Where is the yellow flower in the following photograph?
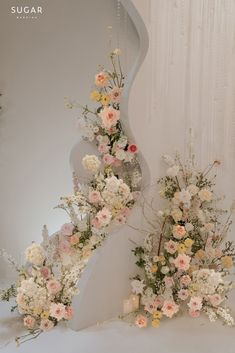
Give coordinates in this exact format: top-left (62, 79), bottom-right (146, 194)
top-left (221, 256), bottom-right (233, 269)
top-left (41, 311), bottom-right (49, 319)
top-left (33, 308), bottom-right (42, 316)
top-left (195, 249), bottom-right (206, 260)
top-left (153, 311), bottom-right (162, 319)
top-left (152, 319), bottom-right (160, 328)
top-left (151, 264), bottom-right (158, 273)
top-left (90, 90), bottom-right (101, 102)
top-left (158, 255), bottom-right (165, 264)
top-left (184, 238), bottom-right (194, 248)
top-left (177, 244), bottom-right (187, 253)
top-left (100, 94), bottom-right (110, 106)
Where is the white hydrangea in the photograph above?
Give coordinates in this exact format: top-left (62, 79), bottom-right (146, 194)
top-left (16, 278), bottom-right (48, 314)
top-left (166, 165), bottom-right (179, 177)
top-left (25, 243), bottom-right (45, 266)
top-left (82, 155), bottom-right (101, 173)
top-left (192, 269), bottom-right (223, 296)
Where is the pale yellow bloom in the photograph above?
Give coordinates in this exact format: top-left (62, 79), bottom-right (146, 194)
top-left (100, 94), bottom-right (110, 106)
top-left (41, 311), bottom-right (50, 319)
top-left (177, 244), bottom-right (187, 253)
top-left (221, 256), bottom-right (233, 269)
top-left (153, 311), bottom-right (162, 319)
top-left (90, 90), bottom-right (101, 102)
top-left (184, 238), bottom-right (194, 248)
top-left (152, 319), bottom-right (160, 328)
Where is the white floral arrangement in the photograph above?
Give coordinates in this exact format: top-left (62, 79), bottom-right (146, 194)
top-left (125, 154), bottom-right (235, 328)
top-left (0, 50), bottom-right (142, 345)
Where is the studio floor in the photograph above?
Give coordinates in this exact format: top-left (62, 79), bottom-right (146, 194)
top-left (1, 299), bottom-right (235, 353)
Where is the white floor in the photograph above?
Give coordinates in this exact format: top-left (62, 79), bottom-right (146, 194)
top-left (1, 298), bottom-right (235, 353)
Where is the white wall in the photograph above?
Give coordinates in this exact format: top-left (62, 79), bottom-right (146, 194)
top-left (0, 0), bottom-right (139, 279)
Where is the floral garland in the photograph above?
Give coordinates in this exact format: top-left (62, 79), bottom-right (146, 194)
top-left (0, 49), bottom-right (142, 345)
top-left (125, 154), bottom-right (235, 328)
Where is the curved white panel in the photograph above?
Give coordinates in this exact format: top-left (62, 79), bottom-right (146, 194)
top-left (69, 0), bottom-right (149, 330)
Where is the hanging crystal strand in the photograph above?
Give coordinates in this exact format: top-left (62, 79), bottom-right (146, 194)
top-left (116, 0), bottom-right (121, 50)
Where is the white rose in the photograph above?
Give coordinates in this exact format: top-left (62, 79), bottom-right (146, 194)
top-left (82, 155), bottom-right (101, 173)
top-left (115, 149), bottom-right (126, 160)
top-left (166, 165), bottom-right (180, 177)
top-left (25, 243), bottom-right (45, 266)
top-left (161, 266), bottom-right (170, 274)
top-left (198, 188), bottom-right (212, 202)
top-left (187, 184), bottom-right (199, 196)
top-left (185, 223), bottom-right (194, 232)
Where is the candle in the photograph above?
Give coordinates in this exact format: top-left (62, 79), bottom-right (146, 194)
top-left (123, 299), bottom-right (133, 315)
top-left (130, 294), bottom-right (140, 311)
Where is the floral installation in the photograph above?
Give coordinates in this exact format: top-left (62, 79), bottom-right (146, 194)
top-left (124, 154), bottom-right (235, 328)
top-left (0, 49), bottom-right (142, 345)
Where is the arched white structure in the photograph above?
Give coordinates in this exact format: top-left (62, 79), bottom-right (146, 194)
top-left (69, 0), bottom-right (150, 330)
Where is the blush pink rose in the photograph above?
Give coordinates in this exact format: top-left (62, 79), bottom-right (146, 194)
top-left (188, 297), bottom-right (203, 311)
top-left (164, 240), bottom-right (178, 254)
top-left (95, 71), bottom-right (109, 87)
top-left (60, 223), bottom-right (74, 236)
top-left (89, 190), bottom-right (102, 203)
top-left (59, 240), bottom-right (71, 253)
top-left (173, 225), bottom-right (187, 239)
top-left (23, 315), bottom-right (36, 329)
top-left (180, 275), bottom-right (191, 287)
top-left (135, 314), bottom-right (148, 328)
top-left (174, 254), bottom-right (191, 271)
top-left (98, 143), bottom-right (110, 154)
top-left (70, 234), bottom-right (80, 245)
top-left (162, 300), bottom-right (179, 318)
top-left (47, 279), bottom-right (62, 295)
top-left (208, 294), bottom-right (224, 306)
top-left (110, 87), bottom-right (122, 103)
top-left (50, 303), bottom-right (66, 321)
top-left (164, 276), bottom-right (174, 288)
top-left (40, 266), bottom-right (51, 279)
top-left (40, 319), bottom-right (54, 331)
top-left (178, 289), bottom-right (189, 301)
top-left (144, 301), bottom-right (158, 314)
top-left (103, 154), bottom-right (115, 165)
top-left (64, 306), bottom-right (74, 320)
top-left (189, 310), bottom-right (201, 318)
top-left (99, 106), bottom-right (120, 129)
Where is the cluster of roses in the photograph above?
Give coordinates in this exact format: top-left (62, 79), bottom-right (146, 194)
top-left (128, 155), bottom-right (235, 328)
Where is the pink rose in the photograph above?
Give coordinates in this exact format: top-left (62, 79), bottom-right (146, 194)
top-left (162, 300), bottom-right (179, 318)
top-left (110, 87), bottom-right (122, 103)
top-left (208, 294), bottom-right (223, 307)
top-left (164, 276), bottom-right (174, 288)
top-left (103, 154), bottom-right (115, 165)
top-left (144, 301), bottom-right (158, 314)
top-left (178, 289), bottom-right (189, 301)
top-left (164, 240), bottom-right (178, 254)
top-left (60, 223), bottom-right (74, 236)
top-left (95, 71), bottom-right (109, 87)
top-left (40, 319), bottom-right (54, 331)
top-left (98, 143), bottom-right (110, 154)
top-left (23, 315), bottom-right (36, 329)
top-left (188, 297), bottom-right (203, 311)
top-left (89, 190), bottom-right (102, 203)
top-left (135, 314), bottom-right (148, 328)
top-left (70, 234), bottom-right (80, 245)
top-left (59, 240), bottom-right (71, 253)
top-left (47, 279), bottom-right (62, 295)
top-left (40, 266), bottom-right (50, 279)
top-left (99, 106), bottom-right (120, 129)
top-left (174, 254), bottom-right (191, 271)
top-left (64, 306), bottom-right (74, 320)
top-left (173, 225), bottom-right (187, 239)
top-left (189, 310), bottom-right (201, 318)
top-left (50, 303), bottom-right (66, 321)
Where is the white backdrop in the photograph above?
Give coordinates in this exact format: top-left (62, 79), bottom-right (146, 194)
top-left (0, 0), bottom-right (139, 279)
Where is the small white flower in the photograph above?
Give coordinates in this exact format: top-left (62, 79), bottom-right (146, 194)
top-left (25, 243), bottom-right (45, 266)
top-left (166, 165), bottom-right (179, 178)
top-left (131, 279), bottom-right (145, 295)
